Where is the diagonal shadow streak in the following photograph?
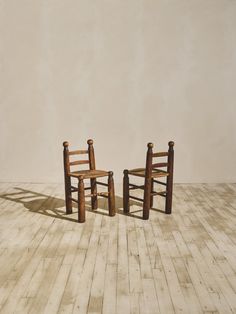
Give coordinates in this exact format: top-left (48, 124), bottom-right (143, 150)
top-left (0, 187), bottom-right (146, 222)
top-left (0, 188), bottom-right (164, 221)
top-left (0, 188), bottom-right (78, 222)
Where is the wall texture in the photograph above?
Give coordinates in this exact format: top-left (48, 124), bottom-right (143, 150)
top-left (1, 0), bottom-right (236, 183)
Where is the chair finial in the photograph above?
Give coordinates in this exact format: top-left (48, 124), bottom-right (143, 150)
top-left (168, 141), bottom-right (174, 147)
top-left (147, 142), bottom-right (153, 148)
top-left (87, 139), bottom-right (93, 145)
top-left (63, 141), bottom-right (69, 147)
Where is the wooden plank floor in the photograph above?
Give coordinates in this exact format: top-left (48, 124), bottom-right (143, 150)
top-left (0, 183), bottom-right (235, 314)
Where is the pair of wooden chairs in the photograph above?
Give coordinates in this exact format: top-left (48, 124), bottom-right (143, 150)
top-left (63, 139), bottom-right (174, 222)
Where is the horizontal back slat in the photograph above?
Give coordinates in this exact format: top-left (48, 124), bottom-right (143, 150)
top-left (152, 162), bottom-right (168, 168)
top-left (69, 149), bottom-right (88, 155)
top-left (152, 152), bottom-right (169, 157)
top-left (69, 160), bottom-right (90, 166)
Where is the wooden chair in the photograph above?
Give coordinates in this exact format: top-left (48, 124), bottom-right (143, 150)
top-left (123, 141), bottom-right (174, 220)
top-left (63, 139), bottom-right (116, 223)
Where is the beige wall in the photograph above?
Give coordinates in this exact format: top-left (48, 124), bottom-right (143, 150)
top-left (1, 0), bottom-right (236, 183)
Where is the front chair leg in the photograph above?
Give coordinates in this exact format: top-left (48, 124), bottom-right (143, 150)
top-left (108, 171), bottom-right (116, 216)
top-left (78, 177), bottom-right (85, 223)
top-left (143, 178), bottom-right (151, 220)
top-left (90, 178), bottom-right (98, 210)
top-left (123, 170), bottom-right (130, 213)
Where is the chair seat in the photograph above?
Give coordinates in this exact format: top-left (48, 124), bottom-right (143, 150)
top-left (69, 169), bottom-right (109, 179)
top-left (128, 168), bottom-right (169, 178)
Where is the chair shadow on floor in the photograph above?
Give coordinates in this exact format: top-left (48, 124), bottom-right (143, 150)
top-left (0, 187), bottom-right (153, 222)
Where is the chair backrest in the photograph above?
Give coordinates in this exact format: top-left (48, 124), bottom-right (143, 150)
top-left (63, 139), bottom-right (96, 175)
top-left (145, 141), bottom-right (174, 179)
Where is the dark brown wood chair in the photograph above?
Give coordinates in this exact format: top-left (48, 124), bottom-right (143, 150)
top-left (123, 141), bottom-right (174, 220)
top-left (63, 139), bottom-right (116, 223)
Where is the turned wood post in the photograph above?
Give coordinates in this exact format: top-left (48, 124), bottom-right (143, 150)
top-left (165, 141), bottom-right (174, 214)
top-left (123, 169), bottom-right (130, 213)
top-left (143, 143), bottom-right (153, 220)
top-left (78, 176), bottom-right (85, 223)
top-left (108, 171), bottom-right (116, 216)
top-left (150, 178), bottom-right (154, 208)
top-left (63, 141), bottom-right (72, 214)
top-left (88, 139), bottom-right (97, 210)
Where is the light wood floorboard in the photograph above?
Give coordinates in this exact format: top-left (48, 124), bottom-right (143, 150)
top-left (0, 183), bottom-right (235, 314)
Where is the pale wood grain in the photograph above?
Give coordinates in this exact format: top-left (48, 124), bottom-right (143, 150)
top-left (0, 183), bottom-right (235, 314)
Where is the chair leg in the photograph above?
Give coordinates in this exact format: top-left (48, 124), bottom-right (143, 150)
top-left (143, 178), bottom-right (151, 220)
top-left (166, 141), bottom-right (174, 214)
top-left (90, 178), bottom-right (98, 210)
top-left (108, 171), bottom-right (116, 216)
top-left (150, 178), bottom-right (154, 208)
top-left (65, 176), bottom-right (72, 214)
top-left (78, 177), bottom-right (85, 223)
top-left (165, 174), bottom-right (173, 214)
top-left (123, 170), bottom-right (130, 213)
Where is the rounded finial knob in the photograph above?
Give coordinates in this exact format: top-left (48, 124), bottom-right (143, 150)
top-left (147, 142), bottom-right (154, 148)
top-left (63, 141), bottom-right (69, 147)
top-left (87, 139), bottom-right (93, 145)
top-left (109, 171), bottom-right (113, 176)
top-left (168, 141), bottom-right (174, 147)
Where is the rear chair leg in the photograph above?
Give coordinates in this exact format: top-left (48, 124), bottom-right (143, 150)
top-left (165, 175), bottom-right (173, 214)
top-left (65, 176), bottom-right (72, 214)
top-left (90, 178), bottom-right (98, 210)
top-left (108, 171), bottom-right (116, 216)
top-left (123, 170), bottom-right (130, 213)
top-left (78, 177), bottom-right (85, 223)
top-left (165, 141), bottom-right (174, 214)
top-left (150, 178), bottom-right (154, 208)
top-left (143, 178), bottom-right (151, 220)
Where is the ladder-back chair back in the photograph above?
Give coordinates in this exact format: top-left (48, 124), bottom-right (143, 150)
top-left (63, 139), bottom-right (116, 223)
top-left (123, 141), bottom-right (174, 219)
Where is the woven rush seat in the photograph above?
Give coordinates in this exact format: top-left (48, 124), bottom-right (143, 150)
top-left (128, 168), bottom-right (169, 178)
top-left (69, 169), bottom-right (109, 179)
